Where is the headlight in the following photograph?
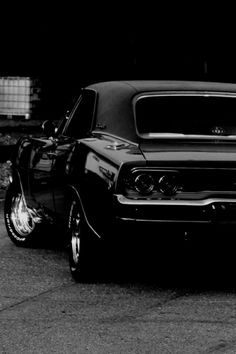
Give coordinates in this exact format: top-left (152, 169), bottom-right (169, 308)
top-left (134, 174), bottom-right (154, 195)
top-left (158, 174), bottom-right (178, 196)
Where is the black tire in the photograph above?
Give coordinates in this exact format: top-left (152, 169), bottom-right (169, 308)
top-left (68, 196), bottom-right (99, 282)
top-left (4, 183), bottom-right (39, 247)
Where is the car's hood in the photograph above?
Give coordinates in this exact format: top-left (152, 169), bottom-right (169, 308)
top-left (139, 141), bottom-right (236, 165)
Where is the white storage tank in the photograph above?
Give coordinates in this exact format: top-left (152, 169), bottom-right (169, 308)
top-left (0, 77), bottom-right (40, 119)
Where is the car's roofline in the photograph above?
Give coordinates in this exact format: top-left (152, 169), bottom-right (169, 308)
top-left (87, 80), bottom-right (236, 94)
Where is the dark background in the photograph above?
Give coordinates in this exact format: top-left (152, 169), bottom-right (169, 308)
top-left (0, 5), bottom-right (235, 119)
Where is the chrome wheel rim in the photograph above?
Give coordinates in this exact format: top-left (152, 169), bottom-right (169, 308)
top-left (70, 203), bottom-right (81, 270)
top-left (10, 194), bottom-right (35, 237)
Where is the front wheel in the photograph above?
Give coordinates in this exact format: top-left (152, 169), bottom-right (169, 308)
top-left (68, 197), bottom-right (99, 282)
top-left (4, 183), bottom-right (39, 246)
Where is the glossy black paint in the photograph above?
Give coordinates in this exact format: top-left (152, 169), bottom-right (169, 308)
top-left (9, 81), bottom-right (236, 241)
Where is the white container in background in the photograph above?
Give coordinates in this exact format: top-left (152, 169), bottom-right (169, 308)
top-left (0, 76), bottom-right (40, 119)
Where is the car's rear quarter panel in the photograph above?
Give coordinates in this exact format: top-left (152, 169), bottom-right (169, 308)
top-left (69, 135), bottom-right (145, 239)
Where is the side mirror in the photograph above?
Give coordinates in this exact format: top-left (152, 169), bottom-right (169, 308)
top-left (42, 120), bottom-right (57, 138)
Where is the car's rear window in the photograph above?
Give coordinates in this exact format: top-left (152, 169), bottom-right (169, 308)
top-left (135, 95), bottom-right (236, 138)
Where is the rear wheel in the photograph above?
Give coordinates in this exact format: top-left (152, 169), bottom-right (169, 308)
top-left (68, 197), bottom-right (99, 282)
top-left (4, 183), bottom-right (39, 246)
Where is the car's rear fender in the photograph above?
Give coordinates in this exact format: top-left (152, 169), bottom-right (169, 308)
top-left (65, 138), bottom-right (146, 240)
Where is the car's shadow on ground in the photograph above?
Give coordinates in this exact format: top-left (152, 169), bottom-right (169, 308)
top-left (26, 229), bottom-right (236, 294)
top-left (96, 247), bottom-right (236, 295)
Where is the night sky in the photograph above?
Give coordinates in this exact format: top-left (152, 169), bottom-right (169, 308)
top-left (1, 4), bottom-right (236, 117)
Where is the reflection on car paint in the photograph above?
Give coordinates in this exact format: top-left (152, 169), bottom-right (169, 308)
top-left (85, 152), bottom-right (117, 186)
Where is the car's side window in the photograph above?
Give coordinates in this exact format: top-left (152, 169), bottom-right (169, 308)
top-left (64, 89), bottom-right (96, 139)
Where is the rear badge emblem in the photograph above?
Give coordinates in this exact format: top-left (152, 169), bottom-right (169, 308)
top-left (211, 126), bottom-right (225, 135)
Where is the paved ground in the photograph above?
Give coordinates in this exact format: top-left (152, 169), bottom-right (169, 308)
top-left (0, 189), bottom-right (5, 207)
top-left (1, 203), bottom-right (236, 353)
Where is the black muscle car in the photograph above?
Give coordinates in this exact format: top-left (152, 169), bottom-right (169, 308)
top-left (5, 80), bottom-right (236, 280)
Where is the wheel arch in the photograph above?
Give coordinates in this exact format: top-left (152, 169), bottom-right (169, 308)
top-left (65, 184), bottom-right (101, 240)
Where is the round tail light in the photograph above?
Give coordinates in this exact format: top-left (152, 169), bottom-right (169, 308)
top-left (134, 174), bottom-right (154, 195)
top-left (158, 174), bottom-right (178, 196)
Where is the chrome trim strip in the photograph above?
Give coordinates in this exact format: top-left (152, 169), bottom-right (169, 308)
top-left (118, 217), bottom-right (210, 224)
top-left (145, 134), bottom-right (236, 140)
top-left (133, 91), bottom-right (236, 139)
top-left (130, 167), bottom-right (236, 172)
top-left (63, 88), bottom-right (97, 136)
top-left (135, 92), bottom-right (236, 101)
top-left (115, 195), bottom-right (236, 207)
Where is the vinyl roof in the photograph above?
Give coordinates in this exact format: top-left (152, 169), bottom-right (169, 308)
top-left (88, 80), bottom-right (236, 94)
top-left (87, 81), bottom-right (236, 143)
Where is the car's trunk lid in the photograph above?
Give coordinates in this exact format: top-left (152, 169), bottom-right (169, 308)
top-left (139, 140), bottom-right (236, 166)
top-left (138, 140), bottom-right (236, 196)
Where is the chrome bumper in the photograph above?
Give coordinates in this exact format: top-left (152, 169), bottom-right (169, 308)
top-left (114, 195), bottom-right (236, 224)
